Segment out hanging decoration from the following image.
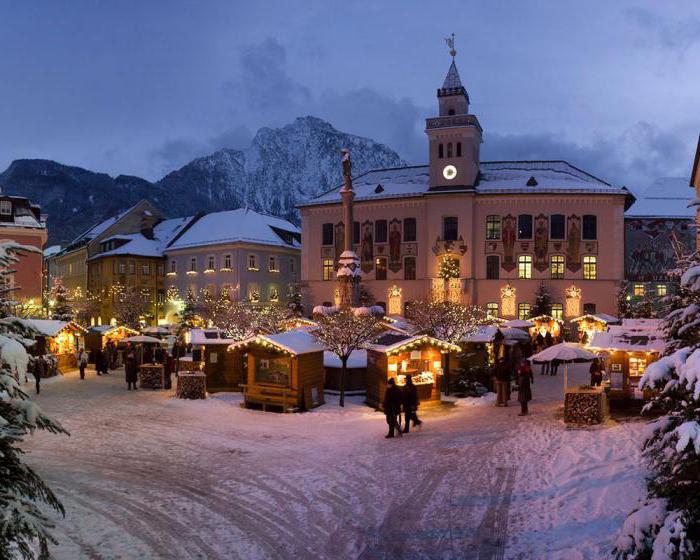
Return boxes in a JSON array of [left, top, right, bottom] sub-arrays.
[[500, 283, 516, 317], [565, 284, 582, 318], [387, 285, 402, 315]]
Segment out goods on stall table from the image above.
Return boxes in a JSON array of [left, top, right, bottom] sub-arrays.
[[177, 372, 206, 399]]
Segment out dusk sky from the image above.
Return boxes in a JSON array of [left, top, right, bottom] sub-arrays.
[[0, 1, 698, 190]]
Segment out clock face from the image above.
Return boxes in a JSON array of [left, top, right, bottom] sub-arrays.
[[443, 164, 457, 180]]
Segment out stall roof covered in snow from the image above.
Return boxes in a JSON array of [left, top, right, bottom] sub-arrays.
[[570, 313, 620, 325], [625, 177, 695, 218], [324, 349, 367, 369], [367, 333, 460, 354], [589, 319, 665, 353], [20, 319, 87, 337], [464, 326, 530, 344], [89, 216, 193, 260], [88, 325, 138, 335], [190, 328, 238, 346], [300, 161, 631, 207], [229, 328, 325, 355], [167, 209, 301, 251]]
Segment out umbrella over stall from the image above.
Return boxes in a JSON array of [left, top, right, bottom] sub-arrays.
[[529, 342, 597, 392]]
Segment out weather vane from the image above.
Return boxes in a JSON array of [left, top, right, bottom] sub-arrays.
[[445, 33, 456, 59]]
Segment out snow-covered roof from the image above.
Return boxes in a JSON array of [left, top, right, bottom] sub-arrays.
[[367, 333, 460, 354], [88, 325, 138, 335], [625, 177, 695, 218], [69, 201, 144, 246], [302, 161, 628, 207], [381, 315, 418, 335], [89, 217, 193, 260], [570, 313, 619, 325], [43, 245, 62, 257], [324, 349, 367, 369], [589, 320, 665, 353], [21, 319, 87, 337], [501, 319, 535, 329], [464, 326, 530, 343], [190, 328, 238, 346], [167, 208, 300, 251], [229, 328, 325, 355]]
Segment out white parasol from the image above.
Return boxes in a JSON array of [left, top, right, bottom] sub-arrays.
[[123, 335, 164, 344], [530, 342, 597, 392]]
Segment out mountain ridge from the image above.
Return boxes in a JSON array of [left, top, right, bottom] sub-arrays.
[[0, 116, 406, 245]]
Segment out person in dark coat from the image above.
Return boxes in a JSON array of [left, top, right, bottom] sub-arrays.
[[125, 347, 138, 390], [105, 339, 115, 369], [516, 359, 534, 416], [78, 349, 88, 380], [550, 358, 560, 376], [94, 347, 104, 376], [589, 357, 603, 386], [143, 345, 154, 365], [383, 378, 403, 438], [535, 332, 545, 352], [164, 352, 173, 390], [34, 354, 46, 395], [545, 331, 553, 347], [401, 375, 422, 433], [494, 358, 511, 407]]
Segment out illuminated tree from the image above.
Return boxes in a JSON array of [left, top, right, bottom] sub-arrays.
[[437, 256, 460, 280], [49, 278, 73, 322], [113, 285, 149, 329], [72, 289, 101, 327], [311, 308, 383, 407], [616, 281, 632, 319], [530, 282, 551, 317]]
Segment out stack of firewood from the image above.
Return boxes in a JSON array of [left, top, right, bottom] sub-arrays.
[[176, 373, 206, 400], [564, 390, 605, 425]]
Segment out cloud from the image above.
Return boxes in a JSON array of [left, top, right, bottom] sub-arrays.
[[483, 121, 692, 188], [625, 8, 700, 53]]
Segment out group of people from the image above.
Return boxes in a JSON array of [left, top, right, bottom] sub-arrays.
[[494, 356, 534, 415], [534, 330, 560, 375], [76, 340, 119, 380], [382, 375, 423, 438]]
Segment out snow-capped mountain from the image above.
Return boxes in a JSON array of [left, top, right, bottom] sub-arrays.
[[0, 116, 405, 245]]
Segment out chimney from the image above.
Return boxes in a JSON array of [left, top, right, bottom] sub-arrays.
[[140, 210, 157, 240]]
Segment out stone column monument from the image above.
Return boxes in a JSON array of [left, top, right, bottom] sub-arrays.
[[336, 149, 361, 308]]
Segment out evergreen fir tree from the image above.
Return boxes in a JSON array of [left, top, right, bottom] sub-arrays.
[[614, 252, 700, 558], [531, 282, 551, 317], [616, 281, 632, 319], [0, 241, 68, 559], [49, 279, 73, 322], [286, 283, 304, 317], [437, 256, 460, 280], [178, 290, 199, 333]]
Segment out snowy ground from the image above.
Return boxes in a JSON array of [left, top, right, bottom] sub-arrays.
[[23, 365, 647, 560]]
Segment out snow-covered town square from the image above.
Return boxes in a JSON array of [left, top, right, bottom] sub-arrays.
[[1, 2, 700, 560]]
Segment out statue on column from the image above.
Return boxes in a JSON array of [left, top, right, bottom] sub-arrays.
[[336, 149, 361, 308]]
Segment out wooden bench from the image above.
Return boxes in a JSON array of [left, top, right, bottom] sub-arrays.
[[240, 384, 293, 412]]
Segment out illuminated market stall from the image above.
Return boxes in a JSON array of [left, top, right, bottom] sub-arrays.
[[588, 319, 664, 400], [229, 328, 326, 412], [22, 319, 87, 372], [529, 315, 564, 339], [190, 328, 244, 392], [570, 313, 619, 345], [365, 333, 460, 409], [85, 325, 138, 360]]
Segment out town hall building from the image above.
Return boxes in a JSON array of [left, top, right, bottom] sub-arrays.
[[299, 53, 634, 320]]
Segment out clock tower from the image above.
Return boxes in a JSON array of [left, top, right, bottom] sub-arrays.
[[426, 38, 482, 190]]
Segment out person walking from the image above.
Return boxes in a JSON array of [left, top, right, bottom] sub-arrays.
[[550, 358, 560, 376], [383, 378, 403, 438], [401, 374, 422, 433], [589, 357, 603, 386], [125, 348, 138, 391], [34, 354, 46, 395], [516, 358, 534, 416], [495, 357, 511, 407], [78, 348, 88, 380], [94, 347, 104, 376]]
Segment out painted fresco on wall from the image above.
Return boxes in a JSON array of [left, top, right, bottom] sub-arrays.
[[626, 218, 694, 282], [360, 220, 374, 273], [334, 222, 345, 262], [567, 215, 581, 272], [501, 214, 516, 271], [534, 214, 549, 272], [388, 219, 402, 272]]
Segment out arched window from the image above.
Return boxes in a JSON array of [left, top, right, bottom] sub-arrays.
[[447, 143, 453, 158], [456, 142, 462, 157], [438, 143, 444, 159], [448, 109, 455, 116]]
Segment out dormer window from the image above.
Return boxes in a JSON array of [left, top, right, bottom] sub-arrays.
[[0, 201, 12, 216]]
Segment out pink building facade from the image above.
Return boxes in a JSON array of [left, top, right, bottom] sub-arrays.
[[299, 57, 633, 320]]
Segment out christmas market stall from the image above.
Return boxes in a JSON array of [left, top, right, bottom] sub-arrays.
[[324, 349, 367, 393], [365, 333, 461, 409], [570, 313, 619, 345], [588, 319, 665, 402], [21, 319, 87, 372], [462, 326, 531, 367], [529, 315, 564, 340], [85, 325, 138, 363], [229, 328, 326, 412], [190, 328, 244, 392]]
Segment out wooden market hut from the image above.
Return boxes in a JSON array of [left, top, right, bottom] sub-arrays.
[[85, 325, 138, 361], [229, 328, 326, 412], [22, 319, 87, 372], [529, 315, 564, 340], [190, 328, 244, 392], [365, 333, 461, 410], [570, 313, 619, 345], [588, 319, 665, 401], [324, 349, 368, 393]]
